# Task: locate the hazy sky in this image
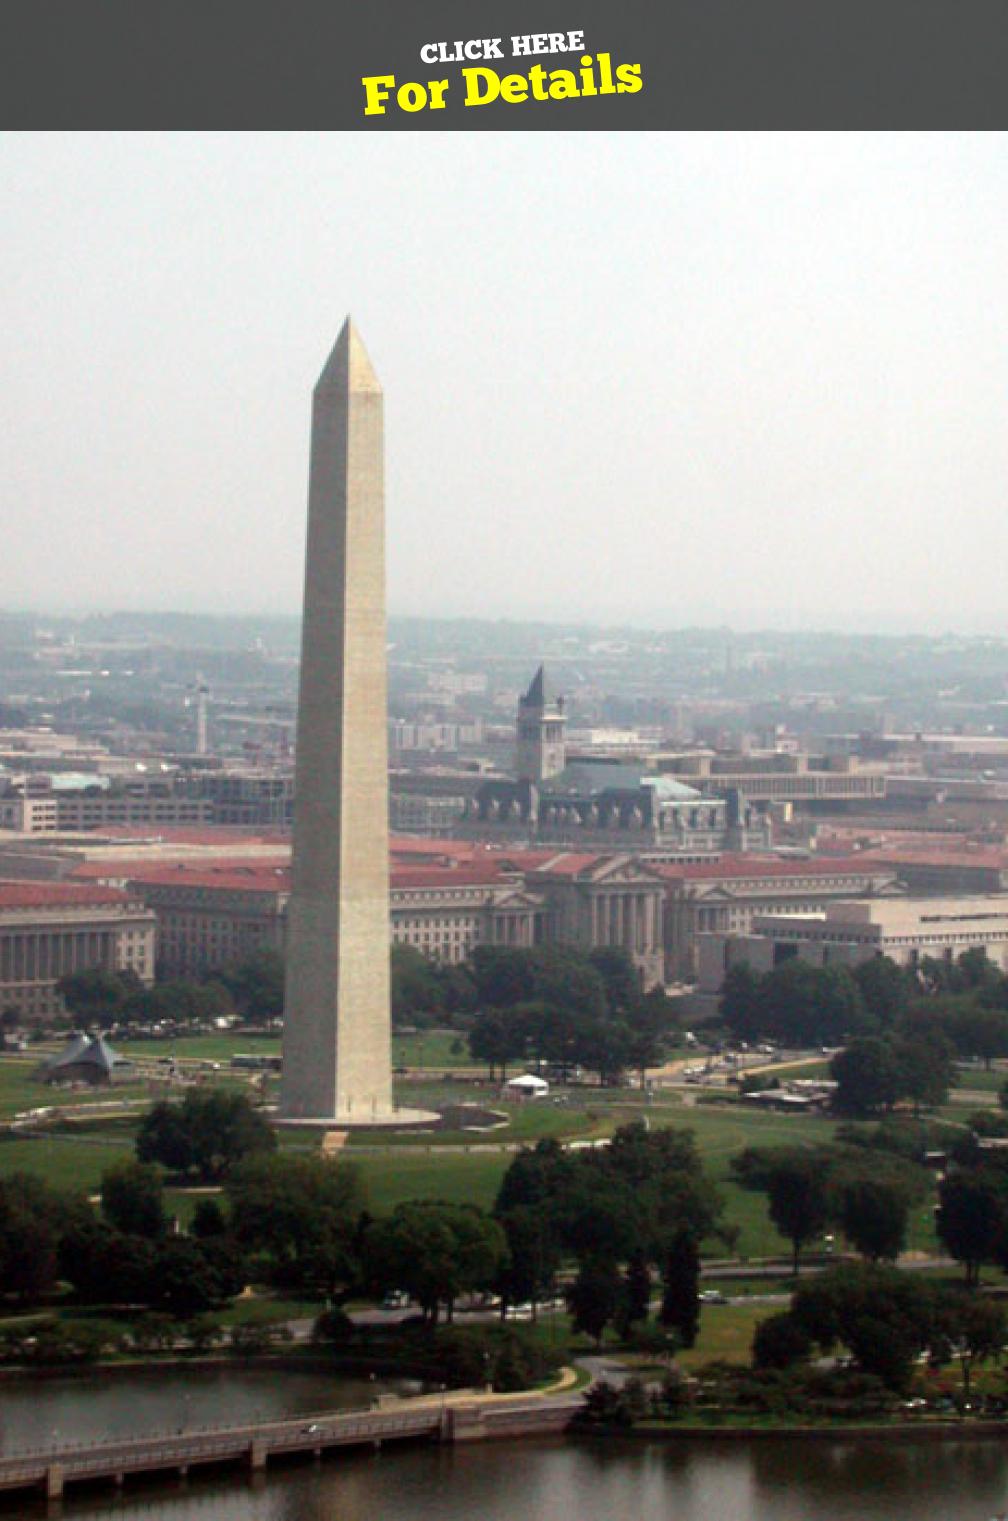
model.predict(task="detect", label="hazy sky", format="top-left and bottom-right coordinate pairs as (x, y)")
top-left (2, 132), bottom-right (1006, 635)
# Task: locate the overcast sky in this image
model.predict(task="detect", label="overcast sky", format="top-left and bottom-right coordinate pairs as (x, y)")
top-left (2, 132), bottom-right (1006, 635)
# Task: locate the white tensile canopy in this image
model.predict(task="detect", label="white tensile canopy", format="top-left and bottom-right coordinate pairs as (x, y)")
top-left (505, 1072), bottom-right (550, 1097)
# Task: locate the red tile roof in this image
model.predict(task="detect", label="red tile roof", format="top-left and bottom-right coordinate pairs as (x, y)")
top-left (390, 864), bottom-right (513, 889)
top-left (529, 853), bottom-right (606, 878)
top-left (69, 854), bottom-right (291, 881)
top-left (121, 865), bottom-right (291, 893)
top-left (651, 854), bottom-right (886, 883)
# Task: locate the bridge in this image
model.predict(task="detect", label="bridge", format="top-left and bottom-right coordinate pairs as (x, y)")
top-left (0, 1390), bottom-right (581, 1502)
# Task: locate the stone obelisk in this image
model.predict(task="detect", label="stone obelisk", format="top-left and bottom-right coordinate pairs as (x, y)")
top-left (280, 318), bottom-right (392, 1122)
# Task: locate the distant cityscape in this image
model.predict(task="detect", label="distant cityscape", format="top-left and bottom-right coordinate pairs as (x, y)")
top-left (4, 610), bottom-right (1008, 1025)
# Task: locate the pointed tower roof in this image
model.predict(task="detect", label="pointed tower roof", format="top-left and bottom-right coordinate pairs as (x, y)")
top-left (522, 664), bottom-right (560, 709)
top-left (315, 316), bottom-right (381, 395)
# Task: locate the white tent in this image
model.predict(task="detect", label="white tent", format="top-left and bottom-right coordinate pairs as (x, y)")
top-left (505, 1073), bottom-right (550, 1098)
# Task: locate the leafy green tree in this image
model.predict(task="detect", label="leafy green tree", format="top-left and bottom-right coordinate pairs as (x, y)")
top-left (853, 955), bottom-right (910, 1028)
top-left (936, 1294), bottom-right (1007, 1402)
top-left (470, 946), bottom-right (537, 1009)
top-left (100, 1161), bottom-right (165, 1240)
top-left (227, 1154), bottom-right (366, 1296)
top-left (588, 948), bottom-right (643, 1020)
top-left (659, 1231), bottom-right (700, 1348)
top-left (191, 1198), bottom-right (228, 1238)
top-left (937, 1168), bottom-right (1008, 1286)
top-left (364, 1202), bottom-right (507, 1324)
top-left (494, 1206), bottom-right (560, 1319)
top-left (218, 948), bottom-right (285, 1021)
top-left (830, 1037), bottom-right (902, 1116)
top-left (0, 1174), bottom-right (63, 1300)
top-left (756, 961), bottom-right (869, 1047)
top-left (893, 1030), bottom-right (954, 1114)
top-left (624, 986), bottom-right (678, 1089)
top-left (617, 1249), bottom-right (653, 1337)
top-left (56, 967), bottom-right (142, 1028)
top-left (752, 1312), bottom-right (811, 1370)
top-left (764, 1151), bottom-right (832, 1275)
top-left (836, 1176), bottom-right (908, 1263)
top-left (390, 944), bottom-right (445, 1028)
top-left (567, 1255), bottom-right (621, 1346)
top-left (719, 962), bottom-right (763, 1042)
top-left (790, 1264), bottom-right (935, 1390)
top-left (137, 1088), bottom-right (276, 1182)
top-left (468, 1008), bottom-right (527, 1079)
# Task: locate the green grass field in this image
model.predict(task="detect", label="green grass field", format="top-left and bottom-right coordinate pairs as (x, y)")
top-left (114, 1028), bottom-right (478, 1071)
top-left (0, 1066), bottom-right (945, 1264)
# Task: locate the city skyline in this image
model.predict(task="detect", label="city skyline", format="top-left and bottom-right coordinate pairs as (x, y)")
top-left (2, 132), bottom-right (1007, 635)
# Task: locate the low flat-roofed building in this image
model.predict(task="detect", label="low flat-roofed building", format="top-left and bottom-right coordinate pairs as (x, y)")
top-left (698, 894), bottom-right (1008, 994)
top-left (0, 880), bottom-right (156, 1022)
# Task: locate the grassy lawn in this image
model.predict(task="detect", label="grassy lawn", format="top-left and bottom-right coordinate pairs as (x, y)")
top-left (0, 1067), bottom-right (945, 1266)
top-left (0, 1133), bottom-right (135, 1192)
top-left (951, 1065), bottom-right (1006, 1094)
top-left (0, 1057), bottom-right (153, 1120)
top-left (113, 1029), bottom-right (478, 1071)
top-left (354, 1151), bottom-right (511, 1213)
top-left (115, 1032), bottom-right (281, 1062)
top-left (675, 1301), bottom-right (772, 1370)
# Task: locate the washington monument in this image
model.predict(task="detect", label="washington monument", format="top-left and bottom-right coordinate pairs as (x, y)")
top-left (280, 318), bottom-right (393, 1122)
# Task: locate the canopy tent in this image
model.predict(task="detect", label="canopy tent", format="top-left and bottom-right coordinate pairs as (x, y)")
top-left (504, 1072), bottom-right (550, 1098)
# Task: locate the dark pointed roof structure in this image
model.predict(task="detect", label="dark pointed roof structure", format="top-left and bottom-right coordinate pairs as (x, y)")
top-left (521, 664), bottom-right (561, 709)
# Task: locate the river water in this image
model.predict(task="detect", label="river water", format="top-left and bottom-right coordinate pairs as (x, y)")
top-left (2, 1370), bottom-right (1007, 1520)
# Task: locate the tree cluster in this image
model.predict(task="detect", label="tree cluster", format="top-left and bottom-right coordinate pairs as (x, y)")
top-left (754, 1263), bottom-right (1006, 1394)
top-left (56, 948), bottom-right (285, 1030)
top-left (495, 1122), bottom-right (725, 1346)
top-left (722, 950), bottom-right (1008, 1071)
top-left (467, 946), bottom-right (677, 1085)
top-left (731, 1141), bottom-right (929, 1273)
top-left (136, 1088), bottom-right (276, 1182)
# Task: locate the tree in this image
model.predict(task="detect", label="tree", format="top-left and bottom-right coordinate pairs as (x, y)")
top-left (719, 962), bottom-right (763, 1042)
top-left (364, 1202), bottom-right (506, 1324)
top-left (755, 961), bottom-right (869, 1047)
top-left (937, 1169), bottom-right (1008, 1286)
top-left (218, 948), bottom-right (285, 1021)
top-left (567, 1255), bottom-right (621, 1346)
top-left (764, 1152), bottom-right (832, 1275)
top-left (752, 1312), bottom-right (811, 1370)
top-left (100, 1161), bottom-right (165, 1240)
top-left (390, 944), bottom-right (445, 1028)
top-left (938, 1294), bottom-right (1007, 1403)
top-left (495, 1206), bottom-right (560, 1319)
top-left (470, 946), bottom-right (537, 1009)
top-left (137, 1088), bottom-right (276, 1181)
top-left (625, 987), bottom-right (678, 1089)
top-left (830, 1037), bottom-right (901, 1116)
top-left (0, 1174), bottom-right (62, 1300)
top-left (227, 1154), bottom-right (366, 1296)
top-left (893, 1030), bottom-right (954, 1114)
top-left (468, 1008), bottom-right (526, 1080)
top-left (853, 955), bottom-right (910, 1028)
top-left (659, 1231), bottom-right (700, 1347)
top-left (56, 967), bottom-right (142, 1028)
top-left (790, 1264), bottom-right (935, 1391)
top-left (617, 1250), bottom-right (652, 1337)
top-left (836, 1176), bottom-right (908, 1263)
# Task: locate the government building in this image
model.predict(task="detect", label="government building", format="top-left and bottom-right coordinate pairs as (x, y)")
top-left (0, 881), bottom-right (156, 1022)
top-left (460, 666), bottom-right (772, 854)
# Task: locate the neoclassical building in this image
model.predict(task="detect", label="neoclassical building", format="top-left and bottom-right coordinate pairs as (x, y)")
top-left (461, 665), bottom-right (771, 854)
top-left (0, 881), bottom-right (156, 1023)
